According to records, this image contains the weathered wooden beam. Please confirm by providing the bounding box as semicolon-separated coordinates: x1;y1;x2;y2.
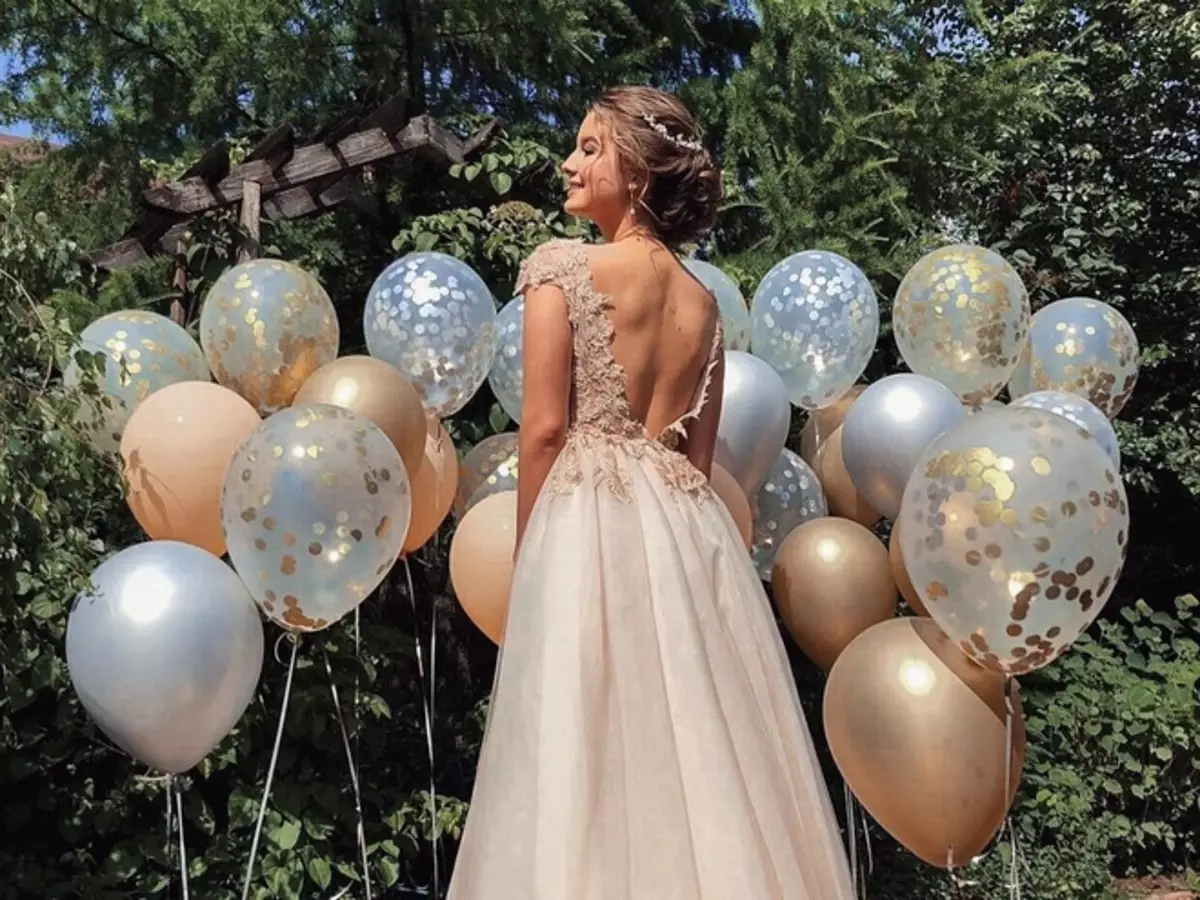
88;238;151;270
237;181;263;262
245;123;296;171
126;139;231;247
262;174;361;219
360;91;409;136
141;115;493;216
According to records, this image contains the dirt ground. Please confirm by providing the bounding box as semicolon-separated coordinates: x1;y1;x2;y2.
1115;876;1197;899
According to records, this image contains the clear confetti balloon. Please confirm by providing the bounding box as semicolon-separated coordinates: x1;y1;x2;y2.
1012;390;1120;471
63;310;210;453
487;297;525;423
750;250;879;410
750;448;828;580
683;259;752;351
364;251;498;418
893;245;1030;407
898;406;1128;676
221;404;411;633
1007;297;1139;419
456;432;519;517
200;259;339;414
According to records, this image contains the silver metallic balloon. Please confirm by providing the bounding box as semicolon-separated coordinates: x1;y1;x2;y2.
750;448;828;580
1007;297;1139;419
842;374;968;520
750;250;879;410
715;351;792;497
199;258;339;414
456;432;520;517
1012;389;1120;470
683;259;752;351
64;310;210;454
66;541;264;774
221;404;411;633
364;251;498;418
487;297;525;423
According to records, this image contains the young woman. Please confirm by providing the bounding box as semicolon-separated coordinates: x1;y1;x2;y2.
448;85;855;899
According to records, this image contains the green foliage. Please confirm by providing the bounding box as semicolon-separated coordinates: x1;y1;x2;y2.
1019;596;1200;875
0;187;498;898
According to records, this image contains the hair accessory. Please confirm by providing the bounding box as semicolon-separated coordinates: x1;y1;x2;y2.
640;113;704;153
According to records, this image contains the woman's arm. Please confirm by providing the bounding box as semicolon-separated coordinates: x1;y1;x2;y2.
684;344;725;480
515;283;573;555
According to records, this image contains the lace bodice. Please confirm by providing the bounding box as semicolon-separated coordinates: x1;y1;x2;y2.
515;238;723;500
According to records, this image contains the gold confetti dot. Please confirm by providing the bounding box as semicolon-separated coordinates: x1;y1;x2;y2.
1031;456;1052;476
281;555;296;575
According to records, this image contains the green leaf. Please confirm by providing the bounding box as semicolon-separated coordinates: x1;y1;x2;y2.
490;172;513;195
269;818;301;851
307;857;332;890
377;856;401;887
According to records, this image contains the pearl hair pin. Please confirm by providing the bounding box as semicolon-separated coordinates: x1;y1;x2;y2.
640;113;704;153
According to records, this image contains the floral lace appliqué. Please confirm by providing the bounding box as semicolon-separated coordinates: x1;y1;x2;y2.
516;239;723;503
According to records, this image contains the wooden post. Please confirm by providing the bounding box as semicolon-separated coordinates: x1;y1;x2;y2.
238;180;262;262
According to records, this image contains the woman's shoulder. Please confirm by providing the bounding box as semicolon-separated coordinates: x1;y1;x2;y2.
516;238;589;293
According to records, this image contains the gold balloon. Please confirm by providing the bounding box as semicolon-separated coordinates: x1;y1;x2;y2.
889;522;928;617
121;381;261;556
799;384;865;465
449;490;517;644
771;518;896;670
293;355;427;480
813;427;880;527
711;463;753;549
404;417;459;554
824;618;1026;869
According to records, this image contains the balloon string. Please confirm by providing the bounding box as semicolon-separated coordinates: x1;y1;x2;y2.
843;783;859;896
165;778;175;893
322;646;374;900
1002;679;1023;900
861;799;874;882
401;555;441;897
240;635;299;900
174;780;191;900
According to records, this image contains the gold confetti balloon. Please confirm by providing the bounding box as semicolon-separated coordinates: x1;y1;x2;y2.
63;310;210;453
220;404;411;633
455;432;519;516
199;259;339;415
897;405;1129;676
1007;297;1139;419
893;245;1031;406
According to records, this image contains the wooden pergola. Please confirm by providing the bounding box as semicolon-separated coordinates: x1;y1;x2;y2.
87;92;500;319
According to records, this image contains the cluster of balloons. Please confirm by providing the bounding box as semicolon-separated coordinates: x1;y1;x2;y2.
62;252;501;775
451;241;1139;871
59;231;1140;878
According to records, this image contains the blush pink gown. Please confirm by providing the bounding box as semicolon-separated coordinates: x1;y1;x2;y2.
447;239;856;900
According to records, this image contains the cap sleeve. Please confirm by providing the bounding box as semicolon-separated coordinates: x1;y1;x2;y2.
515;238;586;296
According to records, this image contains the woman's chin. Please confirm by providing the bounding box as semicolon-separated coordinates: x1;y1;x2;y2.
563;194;588;216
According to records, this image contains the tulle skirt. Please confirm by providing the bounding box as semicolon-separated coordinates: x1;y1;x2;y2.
448;443;856;900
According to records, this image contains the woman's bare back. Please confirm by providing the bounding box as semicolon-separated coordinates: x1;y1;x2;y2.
584;239;719;438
